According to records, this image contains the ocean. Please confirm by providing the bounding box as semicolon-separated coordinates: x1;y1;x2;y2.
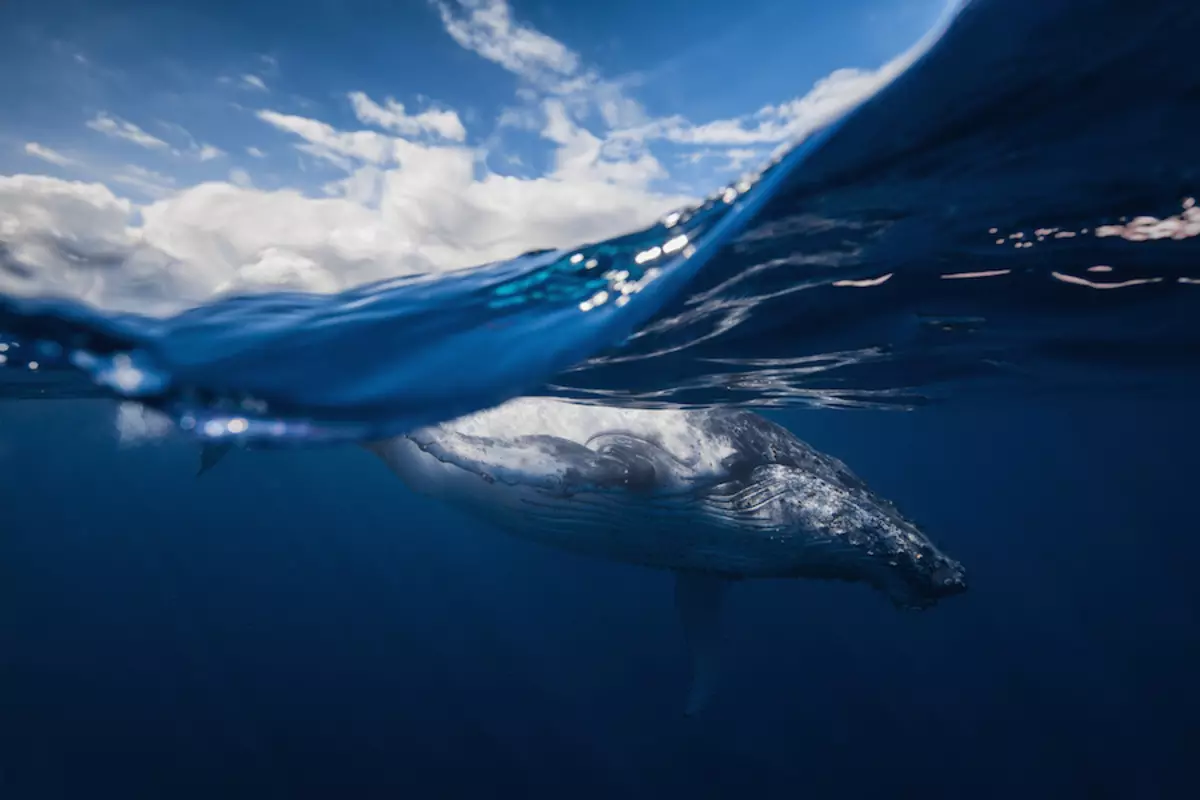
2;0;1198;797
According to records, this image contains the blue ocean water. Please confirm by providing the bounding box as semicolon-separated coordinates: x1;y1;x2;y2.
2;0;1199;797
3;397;1197;798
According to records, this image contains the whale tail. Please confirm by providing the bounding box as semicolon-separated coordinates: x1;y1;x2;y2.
674;571;732;718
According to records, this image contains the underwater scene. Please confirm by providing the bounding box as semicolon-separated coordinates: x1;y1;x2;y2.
1;0;1197;797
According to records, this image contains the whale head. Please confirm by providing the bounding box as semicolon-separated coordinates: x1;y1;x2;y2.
867;530;968;611
724;460;968;610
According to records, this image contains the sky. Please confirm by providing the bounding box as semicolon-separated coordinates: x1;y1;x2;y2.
0;0;945;314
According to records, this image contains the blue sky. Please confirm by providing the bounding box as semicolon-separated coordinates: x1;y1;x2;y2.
0;0;946;311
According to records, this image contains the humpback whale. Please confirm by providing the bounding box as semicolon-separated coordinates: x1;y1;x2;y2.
199;398;967;715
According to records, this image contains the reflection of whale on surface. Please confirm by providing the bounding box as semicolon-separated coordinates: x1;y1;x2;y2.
202;398;967;715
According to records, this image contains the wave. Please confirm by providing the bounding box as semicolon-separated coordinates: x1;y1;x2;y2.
3;0;1199;444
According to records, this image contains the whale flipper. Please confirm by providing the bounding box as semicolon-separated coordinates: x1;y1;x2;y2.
197;442;234;477
674;571;731;717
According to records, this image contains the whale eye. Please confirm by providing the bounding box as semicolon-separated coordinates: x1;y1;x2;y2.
622;457;657;492
593;438;659;492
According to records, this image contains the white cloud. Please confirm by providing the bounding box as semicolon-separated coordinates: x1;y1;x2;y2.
110;165;176;198
86;112;169;150
0;174;172;310
435;0;579;83
257;109;394;167
724;148;763;171
0;173;416;311
436;0;646;136
0;176;134;251
139;182;424;294
3;2;689;314
1;0;938;321
632;63;918;148
434;0;926;179
222;247;343;294
323;164;384;206
540;99;665;188
625;6;946;154
229;168;253;187
157;121;227;162
196;144;225;161
495;104;541;131
348;91;467;141
0;128;685;313
431;1;679;220
242;74;268;91
23;142;76;167
433;0;805;199
681;147;766;171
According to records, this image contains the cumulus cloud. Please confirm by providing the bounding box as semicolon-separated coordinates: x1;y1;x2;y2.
0;136;685;314
23;142;76;167
0;174;166;310
0;173;415;312
86;112;169;150
1;0;932;318
540;99;665;187
349;92;467;142
242;74;268;91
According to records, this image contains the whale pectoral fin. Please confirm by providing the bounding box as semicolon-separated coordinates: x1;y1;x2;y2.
197;442;234;478
674;571;731;718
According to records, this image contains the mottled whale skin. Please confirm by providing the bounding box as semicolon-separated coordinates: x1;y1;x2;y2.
365;399;964;603
360;398;967;714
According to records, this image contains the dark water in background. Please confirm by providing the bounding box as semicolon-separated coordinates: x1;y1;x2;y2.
2;0;1200;795
2;395;1197;799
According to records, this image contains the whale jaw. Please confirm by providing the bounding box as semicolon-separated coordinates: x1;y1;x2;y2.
871;550;969;611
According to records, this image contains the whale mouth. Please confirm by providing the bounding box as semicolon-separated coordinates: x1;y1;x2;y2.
887;561;969;611
931;564;969;596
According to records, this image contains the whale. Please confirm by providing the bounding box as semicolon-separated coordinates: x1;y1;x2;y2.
198;398;967;714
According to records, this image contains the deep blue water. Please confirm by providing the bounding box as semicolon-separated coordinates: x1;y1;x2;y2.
2;395;1197;798
2;0;1200;796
